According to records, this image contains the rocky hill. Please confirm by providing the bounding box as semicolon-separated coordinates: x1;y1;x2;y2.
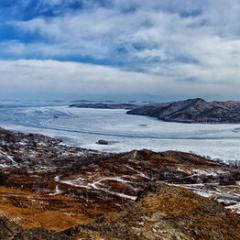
65;184;240;240
127;98;240;123
0;128;239;239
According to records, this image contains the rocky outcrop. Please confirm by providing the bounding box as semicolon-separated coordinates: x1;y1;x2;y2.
65;184;240;240
127;98;240;123
97;139;109;145
0;216;72;240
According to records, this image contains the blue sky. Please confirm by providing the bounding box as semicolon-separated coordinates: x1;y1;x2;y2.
0;0;240;100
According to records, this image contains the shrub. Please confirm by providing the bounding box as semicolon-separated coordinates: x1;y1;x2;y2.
0;170;8;185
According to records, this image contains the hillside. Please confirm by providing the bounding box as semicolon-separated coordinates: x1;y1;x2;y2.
127;98;240;123
0;128;239;239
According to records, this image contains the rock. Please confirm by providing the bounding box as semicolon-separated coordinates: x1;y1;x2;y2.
219;174;236;186
95;214;108;223
0;216;21;239
97;139;109;145
0;216;73;240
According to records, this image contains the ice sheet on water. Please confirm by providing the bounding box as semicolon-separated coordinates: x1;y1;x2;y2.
0;105;240;162
0;105;74;128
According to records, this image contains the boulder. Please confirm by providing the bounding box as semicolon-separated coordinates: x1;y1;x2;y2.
219;174;236;186
97;139;109;145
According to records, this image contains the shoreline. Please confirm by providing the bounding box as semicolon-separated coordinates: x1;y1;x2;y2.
2;119;240;162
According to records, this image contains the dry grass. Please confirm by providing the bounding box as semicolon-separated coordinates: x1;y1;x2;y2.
140;185;240;240
0;186;112;231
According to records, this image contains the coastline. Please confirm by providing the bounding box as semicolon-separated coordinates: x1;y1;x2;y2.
1;106;240;162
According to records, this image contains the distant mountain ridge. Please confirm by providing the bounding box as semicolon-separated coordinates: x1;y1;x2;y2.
127;98;240;123
69;102;137;110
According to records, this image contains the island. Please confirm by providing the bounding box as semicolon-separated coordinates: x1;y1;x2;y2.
127;98;240;123
69;102;137;110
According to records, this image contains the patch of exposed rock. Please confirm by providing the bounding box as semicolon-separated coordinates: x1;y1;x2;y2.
0;216;72;240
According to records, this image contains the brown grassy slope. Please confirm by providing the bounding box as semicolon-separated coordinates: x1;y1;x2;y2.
65;184;240;240
0;186;120;231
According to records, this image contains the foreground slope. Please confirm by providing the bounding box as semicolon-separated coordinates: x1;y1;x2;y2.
127;98;240;123
65;184;240;240
0;128;239;239
1;184;239;240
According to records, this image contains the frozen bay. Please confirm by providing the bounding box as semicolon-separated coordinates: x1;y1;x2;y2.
0;104;240;162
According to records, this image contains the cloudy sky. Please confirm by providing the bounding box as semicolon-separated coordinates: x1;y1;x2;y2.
0;0;240;101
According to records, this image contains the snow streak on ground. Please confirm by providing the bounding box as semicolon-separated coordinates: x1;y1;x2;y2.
58;175;138;200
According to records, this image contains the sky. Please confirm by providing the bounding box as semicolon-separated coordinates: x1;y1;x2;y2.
0;0;240;101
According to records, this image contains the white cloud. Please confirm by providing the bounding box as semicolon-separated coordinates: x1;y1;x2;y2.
11;1;240;62
1;0;240;99
0;59;240;100
0;60;168;98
